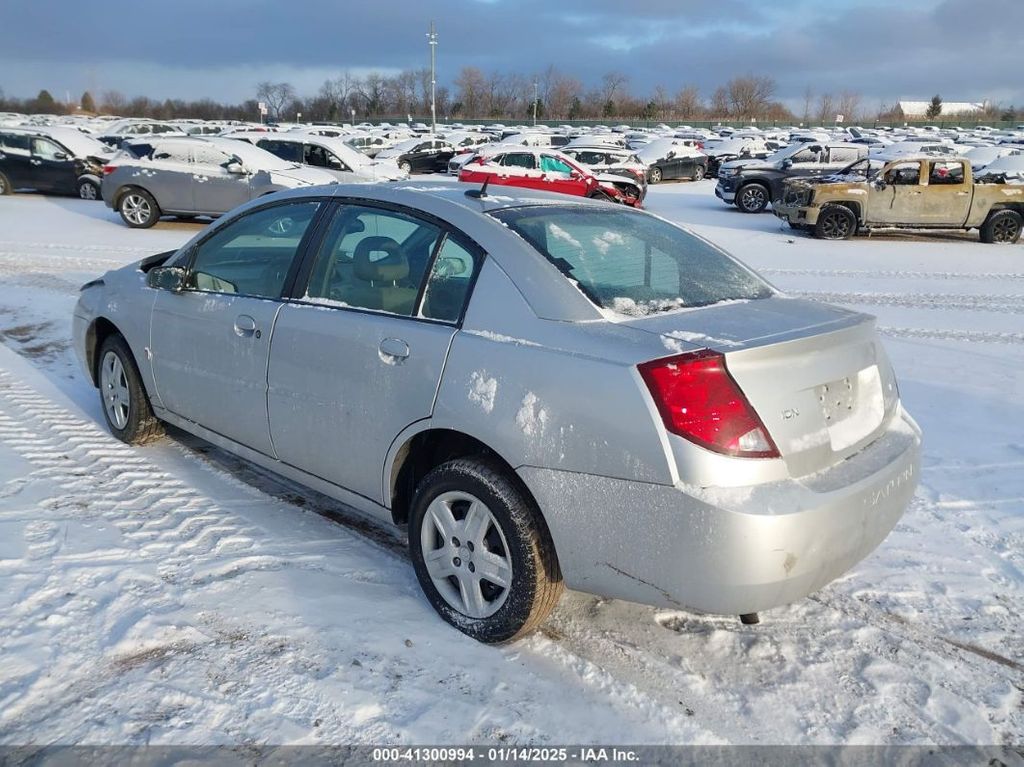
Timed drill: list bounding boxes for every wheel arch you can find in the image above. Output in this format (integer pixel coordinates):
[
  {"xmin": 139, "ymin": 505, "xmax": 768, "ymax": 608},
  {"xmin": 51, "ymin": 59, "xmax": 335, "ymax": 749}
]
[
  {"xmin": 85, "ymin": 316, "xmax": 136, "ymax": 387},
  {"xmin": 386, "ymin": 426, "xmax": 544, "ymax": 529}
]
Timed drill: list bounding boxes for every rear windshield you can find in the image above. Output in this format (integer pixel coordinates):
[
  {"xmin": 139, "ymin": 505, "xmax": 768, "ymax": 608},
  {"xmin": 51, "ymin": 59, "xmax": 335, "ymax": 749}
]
[{"xmin": 490, "ymin": 205, "xmax": 772, "ymax": 316}]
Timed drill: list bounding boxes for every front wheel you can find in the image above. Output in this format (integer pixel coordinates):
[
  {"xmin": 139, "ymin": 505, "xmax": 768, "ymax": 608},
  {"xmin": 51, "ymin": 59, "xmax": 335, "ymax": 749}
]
[
  {"xmin": 737, "ymin": 183, "xmax": 770, "ymax": 213},
  {"xmin": 118, "ymin": 188, "xmax": 160, "ymax": 228},
  {"xmin": 409, "ymin": 458, "xmax": 563, "ymax": 643},
  {"xmin": 399, "ymin": 160, "xmax": 412, "ymax": 174},
  {"xmin": 97, "ymin": 334, "xmax": 164, "ymax": 444},
  {"xmin": 691, "ymin": 165, "xmax": 705, "ymax": 181},
  {"xmin": 78, "ymin": 178, "xmax": 100, "ymax": 200},
  {"xmin": 814, "ymin": 204, "xmax": 857, "ymax": 240},
  {"xmin": 0, "ymin": 171, "xmax": 12, "ymax": 195},
  {"xmin": 648, "ymin": 166, "xmax": 663, "ymax": 184},
  {"xmin": 979, "ymin": 209, "xmax": 1023, "ymax": 244}
]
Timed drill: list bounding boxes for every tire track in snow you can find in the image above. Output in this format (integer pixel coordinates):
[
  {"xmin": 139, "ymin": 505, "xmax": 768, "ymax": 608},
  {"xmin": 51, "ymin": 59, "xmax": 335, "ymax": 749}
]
[
  {"xmin": 878, "ymin": 327, "xmax": 1024, "ymax": 344},
  {"xmin": 762, "ymin": 268, "xmax": 1024, "ymax": 282},
  {"xmin": 788, "ymin": 291, "xmax": 1024, "ymax": 314}
]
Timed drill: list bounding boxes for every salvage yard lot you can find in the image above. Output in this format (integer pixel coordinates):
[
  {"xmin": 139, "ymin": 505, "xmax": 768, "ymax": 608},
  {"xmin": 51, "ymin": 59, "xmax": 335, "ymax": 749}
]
[{"xmin": 0, "ymin": 183, "xmax": 1021, "ymax": 745}]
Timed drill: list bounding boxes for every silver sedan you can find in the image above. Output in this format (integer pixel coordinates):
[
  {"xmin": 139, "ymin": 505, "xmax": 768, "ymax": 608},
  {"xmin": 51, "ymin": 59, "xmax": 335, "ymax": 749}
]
[{"xmin": 73, "ymin": 182, "xmax": 921, "ymax": 642}]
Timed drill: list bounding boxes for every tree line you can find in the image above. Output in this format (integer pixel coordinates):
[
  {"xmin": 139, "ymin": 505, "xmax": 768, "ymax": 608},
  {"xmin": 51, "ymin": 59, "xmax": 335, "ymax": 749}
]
[{"xmin": 1, "ymin": 70, "xmax": 1018, "ymax": 124}]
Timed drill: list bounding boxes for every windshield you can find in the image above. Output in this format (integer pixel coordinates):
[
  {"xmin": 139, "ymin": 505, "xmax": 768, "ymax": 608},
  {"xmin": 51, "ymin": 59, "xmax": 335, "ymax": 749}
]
[{"xmin": 490, "ymin": 206, "xmax": 772, "ymax": 317}]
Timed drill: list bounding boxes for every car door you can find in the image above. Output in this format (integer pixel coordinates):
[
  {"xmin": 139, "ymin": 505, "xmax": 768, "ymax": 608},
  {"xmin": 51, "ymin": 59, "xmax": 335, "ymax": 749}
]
[
  {"xmin": 539, "ymin": 154, "xmax": 587, "ymax": 197},
  {"xmin": 28, "ymin": 137, "xmax": 77, "ymax": 193},
  {"xmin": 868, "ymin": 160, "xmax": 928, "ymax": 225},
  {"xmin": 920, "ymin": 160, "xmax": 973, "ymax": 225},
  {"xmin": 190, "ymin": 143, "xmax": 250, "ymax": 215},
  {"xmin": 267, "ymin": 202, "xmax": 481, "ymax": 502},
  {"xmin": 149, "ymin": 200, "xmax": 324, "ymax": 455},
  {"xmin": 433, "ymin": 141, "xmax": 455, "ymax": 171},
  {"xmin": 0, "ymin": 133, "xmax": 32, "ymax": 187},
  {"xmin": 493, "ymin": 152, "xmax": 542, "ymax": 189},
  {"xmin": 145, "ymin": 142, "xmax": 195, "ymax": 213}
]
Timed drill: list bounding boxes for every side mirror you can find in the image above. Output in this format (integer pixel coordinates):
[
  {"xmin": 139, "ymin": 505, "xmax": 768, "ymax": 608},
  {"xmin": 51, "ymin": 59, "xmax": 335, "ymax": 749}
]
[
  {"xmin": 781, "ymin": 158, "xmax": 793, "ymax": 169},
  {"xmin": 54, "ymin": 151, "xmax": 69, "ymax": 160},
  {"xmin": 146, "ymin": 265, "xmax": 186, "ymax": 292},
  {"xmin": 569, "ymin": 170, "xmax": 584, "ymax": 180},
  {"xmin": 226, "ymin": 161, "xmax": 245, "ymax": 174},
  {"xmin": 871, "ymin": 178, "xmax": 886, "ymax": 191}
]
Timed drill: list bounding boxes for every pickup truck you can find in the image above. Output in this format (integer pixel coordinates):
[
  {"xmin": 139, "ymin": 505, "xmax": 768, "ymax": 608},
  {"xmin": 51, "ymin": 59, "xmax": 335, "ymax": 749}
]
[
  {"xmin": 773, "ymin": 157, "xmax": 1023, "ymax": 243},
  {"xmin": 716, "ymin": 142, "xmax": 867, "ymax": 213}
]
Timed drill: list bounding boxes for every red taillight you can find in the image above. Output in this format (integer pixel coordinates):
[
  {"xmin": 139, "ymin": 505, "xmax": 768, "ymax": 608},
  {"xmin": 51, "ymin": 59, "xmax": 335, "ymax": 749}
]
[
  {"xmin": 638, "ymin": 350, "xmax": 779, "ymax": 459},
  {"xmin": 102, "ymin": 165, "xmax": 116, "ymax": 175}
]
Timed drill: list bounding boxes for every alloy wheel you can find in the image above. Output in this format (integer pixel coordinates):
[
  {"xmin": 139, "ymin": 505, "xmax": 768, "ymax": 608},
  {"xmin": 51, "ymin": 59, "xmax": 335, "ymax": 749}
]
[
  {"xmin": 122, "ymin": 194, "xmax": 152, "ymax": 226},
  {"xmin": 993, "ymin": 216, "xmax": 1021, "ymax": 243},
  {"xmin": 420, "ymin": 490, "xmax": 513, "ymax": 619},
  {"xmin": 79, "ymin": 182, "xmax": 98, "ymax": 200},
  {"xmin": 100, "ymin": 351, "xmax": 131, "ymax": 430},
  {"xmin": 740, "ymin": 185, "xmax": 767, "ymax": 212},
  {"xmin": 821, "ymin": 211, "xmax": 852, "ymax": 239}
]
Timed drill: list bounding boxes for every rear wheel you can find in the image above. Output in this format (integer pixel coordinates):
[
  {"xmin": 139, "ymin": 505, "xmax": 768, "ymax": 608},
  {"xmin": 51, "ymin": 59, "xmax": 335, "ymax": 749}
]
[
  {"xmin": 737, "ymin": 183, "xmax": 770, "ymax": 213},
  {"xmin": 78, "ymin": 178, "xmax": 100, "ymax": 200},
  {"xmin": 0, "ymin": 171, "xmax": 12, "ymax": 195},
  {"xmin": 979, "ymin": 209, "xmax": 1023, "ymax": 244},
  {"xmin": 118, "ymin": 188, "xmax": 160, "ymax": 228},
  {"xmin": 691, "ymin": 165, "xmax": 705, "ymax": 181},
  {"xmin": 409, "ymin": 458, "xmax": 563, "ymax": 643},
  {"xmin": 97, "ymin": 334, "xmax": 164, "ymax": 444},
  {"xmin": 814, "ymin": 204, "xmax": 857, "ymax": 240},
  {"xmin": 648, "ymin": 166, "xmax": 663, "ymax": 184}
]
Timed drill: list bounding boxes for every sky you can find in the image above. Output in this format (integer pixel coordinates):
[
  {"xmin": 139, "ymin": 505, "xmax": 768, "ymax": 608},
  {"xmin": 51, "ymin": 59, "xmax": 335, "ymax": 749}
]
[{"xmin": 2, "ymin": 0, "xmax": 1022, "ymax": 111}]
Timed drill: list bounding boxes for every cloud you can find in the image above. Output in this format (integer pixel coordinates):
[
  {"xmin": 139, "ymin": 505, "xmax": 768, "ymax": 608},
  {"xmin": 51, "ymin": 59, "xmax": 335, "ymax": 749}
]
[{"xmin": 1, "ymin": 0, "xmax": 1019, "ymax": 107}]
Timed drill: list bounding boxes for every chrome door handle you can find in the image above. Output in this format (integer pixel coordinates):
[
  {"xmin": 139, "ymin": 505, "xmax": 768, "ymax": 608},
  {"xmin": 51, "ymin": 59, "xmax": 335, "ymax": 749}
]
[
  {"xmin": 909, "ymin": 190, "xmax": 921, "ymax": 195},
  {"xmin": 378, "ymin": 337, "xmax": 410, "ymax": 360},
  {"xmin": 30, "ymin": 159, "xmax": 42, "ymax": 166},
  {"xmin": 193, "ymin": 175, "xmax": 208, "ymax": 182},
  {"xmin": 234, "ymin": 314, "xmax": 258, "ymax": 337},
  {"xmin": 956, "ymin": 191, "xmax": 969, "ymax": 196}
]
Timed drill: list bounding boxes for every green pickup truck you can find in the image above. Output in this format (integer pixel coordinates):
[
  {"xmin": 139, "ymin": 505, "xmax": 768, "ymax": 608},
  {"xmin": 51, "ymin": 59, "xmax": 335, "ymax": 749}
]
[{"xmin": 774, "ymin": 157, "xmax": 1023, "ymax": 244}]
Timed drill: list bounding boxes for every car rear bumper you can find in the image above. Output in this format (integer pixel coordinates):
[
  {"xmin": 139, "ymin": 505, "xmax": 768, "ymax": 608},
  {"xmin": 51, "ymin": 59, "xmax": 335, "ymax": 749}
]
[{"xmin": 519, "ymin": 409, "xmax": 921, "ymax": 615}]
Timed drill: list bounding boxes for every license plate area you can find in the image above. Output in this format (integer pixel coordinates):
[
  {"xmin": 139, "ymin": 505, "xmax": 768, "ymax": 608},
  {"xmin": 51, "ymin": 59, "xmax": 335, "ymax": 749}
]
[{"xmin": 817, "ymin": 366, "xmax": 885, "ymax": 452}]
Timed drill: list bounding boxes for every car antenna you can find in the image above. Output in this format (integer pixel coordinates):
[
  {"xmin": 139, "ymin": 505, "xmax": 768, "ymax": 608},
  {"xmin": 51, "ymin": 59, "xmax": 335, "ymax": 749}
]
[{"xmin": 465, "ymin": 176, "xmax": 490, "ymax": 199}]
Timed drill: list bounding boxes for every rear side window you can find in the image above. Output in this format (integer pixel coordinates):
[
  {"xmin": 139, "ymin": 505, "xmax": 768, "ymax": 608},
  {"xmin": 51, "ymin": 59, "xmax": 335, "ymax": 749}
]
[
  {"xmin": 500, "ymin": 153, "xmax": 536, "ymax": 169},
  {"xmin": 420, "ymin": 237, "xmax": 479, "ymax": 322},
  {"xmin": 490, "ymin": 206, "xmax": 772, "ymax": 317},
  {"xmin": 258, "ymin": 140, "xmax": 302, "ymax": 163},
  {"xmin": 0, "ymin": 133, "xmax": 30, "ymax": 155}
]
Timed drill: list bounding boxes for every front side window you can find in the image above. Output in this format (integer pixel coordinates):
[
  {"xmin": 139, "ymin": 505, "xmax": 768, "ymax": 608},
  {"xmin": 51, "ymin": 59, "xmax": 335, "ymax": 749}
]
[
  {"xmin": 188, "ymin": 201, "xmax": 320, "ymax": 297},
  {"xmin": 540, "ymin": 155, "xmax": 573, "ymax": 175},
  {"xmin": 829, "ymin": 147, "xmax": 861, "ymax": 164},
  {"xmin": 303, "ymin": 205, "xmax": 442, "ymax": 316},
  {"xmin": 304, "ymin": 144, "xmax": 331, "ymax": 167},
  {"xmin": 490, "ymin": 206, "xmax": 772, "ymax": 317},
  {"xmin": 191, "ymin": 145, "xmax": 232, "ymax": 169},
  {"xmin": 886, "ymin": 161, "xmax": 922, "ymax": 186},
  {"xmin": 151, "ymin": 144, "xmax": 192, "ymax": 163},
  {"xmin": 31, "ymin": 138, "xmax": 64, "ymax": 160}
]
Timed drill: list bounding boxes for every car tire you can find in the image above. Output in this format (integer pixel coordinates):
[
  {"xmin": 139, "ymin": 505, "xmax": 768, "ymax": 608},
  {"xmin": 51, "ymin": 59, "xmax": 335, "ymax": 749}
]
[
  {"xmin": 737, "ymin": 183, "xmax": 770, "ymax": 213},
  {"xmin": 399, "ymin": 160, "xmax": 412, "ymax": 174},
  {"xmin": 691, "ymin": 165, "xmax": 705, "ymax": 181},
  {"xmin": 648, "ymin": 166, "xmax": 663, "ymax": 184},
  {"xmin": 0, "ymin": 171, "xmax": 12, "ymax": 195},
  {"xmin": 118, "ymin": 188, "xmax": 161, "ymax": 228},
  {"xmin": 408, "ymin": 457, "xmax": 563, "ymax": 643},
  {"xmin": 814, "ymin": 204, "xmax": 857, "ymax": 240},
  {"xmin": 979, "ymin": 209, "xmax": 1023, "ymax": 244},
  {"xmin": 96, "ymin": 334, "xmax": 164, "ymax": 445},
  {"xmin": 78, "ymin": 178, "xmax": 100, "ymax": 201}
]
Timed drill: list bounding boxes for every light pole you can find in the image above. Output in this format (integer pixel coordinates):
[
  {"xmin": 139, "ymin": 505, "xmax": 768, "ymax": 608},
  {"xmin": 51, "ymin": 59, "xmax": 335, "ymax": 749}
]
[
  {"xmin": 533, "ymin": 80, "xmax": 539, "ymax": 126},
  {"xmin": 427, "ymin": 21, "xmax": 438, "ymax": 134}
]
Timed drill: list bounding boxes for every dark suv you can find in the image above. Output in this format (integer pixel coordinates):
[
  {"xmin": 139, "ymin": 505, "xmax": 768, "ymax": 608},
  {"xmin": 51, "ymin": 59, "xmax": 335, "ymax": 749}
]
[
  {"xmin": 715, "ymin": 142, "xmax": 867, "ymax": 213},
  {"xmin": 0, "ymin": 127, "xmax": 112, "ymax": 199}
]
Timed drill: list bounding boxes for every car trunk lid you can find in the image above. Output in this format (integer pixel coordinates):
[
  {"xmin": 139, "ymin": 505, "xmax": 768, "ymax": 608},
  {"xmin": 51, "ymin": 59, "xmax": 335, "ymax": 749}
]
[{"xmin": 623, "ymin": 296, "xmax": 899, "ymax": 477}]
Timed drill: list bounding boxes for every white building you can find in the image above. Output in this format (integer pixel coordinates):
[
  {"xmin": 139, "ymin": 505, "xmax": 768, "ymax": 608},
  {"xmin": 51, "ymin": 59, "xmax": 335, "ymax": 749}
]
[{"xmin": 898, "ymin": 100, "xmax": 987, "ymax": 118}]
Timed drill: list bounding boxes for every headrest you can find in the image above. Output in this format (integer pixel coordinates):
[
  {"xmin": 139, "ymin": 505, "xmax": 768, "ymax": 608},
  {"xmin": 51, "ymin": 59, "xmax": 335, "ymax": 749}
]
[{"xmin": 354, "ymin": 236, "xmax": 408, "ymax": 282}]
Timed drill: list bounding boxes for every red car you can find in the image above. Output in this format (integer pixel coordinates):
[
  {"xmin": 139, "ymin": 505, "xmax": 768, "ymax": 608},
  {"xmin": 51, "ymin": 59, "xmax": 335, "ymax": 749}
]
[{"xmin": 459, "ymin": 148, "xmax": 643, "ymax": 207}]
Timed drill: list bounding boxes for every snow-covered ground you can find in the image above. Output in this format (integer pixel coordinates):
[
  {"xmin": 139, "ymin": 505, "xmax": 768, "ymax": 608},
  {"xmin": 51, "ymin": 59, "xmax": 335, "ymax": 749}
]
[{"xmin": 0, "ymin": 186, "xmax": 1021, "ymax": 746}]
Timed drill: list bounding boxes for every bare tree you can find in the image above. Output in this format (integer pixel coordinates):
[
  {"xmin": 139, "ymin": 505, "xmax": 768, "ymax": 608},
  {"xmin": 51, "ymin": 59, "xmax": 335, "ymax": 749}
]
[
  {"xmin": 801, "ymin": 86, "xmax": 814, "ymax": 124},
  {"xmin": 101, "ymin": 90, "xmax": 127, "ymax": 113},
  {"xmin": 255, "ymin": 81, "xmax": 295, "ymax": 120},
  {"xmin": 837, "ymin": 91, "xmax": 861, "ymax": 123},
  {"xmin": 725, "ymin": 75, "xmax": 776, "ymax": 119},
  {"xmin": 816, "ymin": 92, "xmax": 835, "ymax": 125},
  {"xmin": 674, "ymin": 85, "xmax": 702, "ymax": 119},
  {"xmin": 600, "ymin": 72, "xmax": 629, "ymax": 107},
  {"xmin": 710, "ymin": 86, "xmax": 730, "ymax": 118},
  {"xmin": 454, "ymin": 66, "xmax": 487, "ymax": 118}
]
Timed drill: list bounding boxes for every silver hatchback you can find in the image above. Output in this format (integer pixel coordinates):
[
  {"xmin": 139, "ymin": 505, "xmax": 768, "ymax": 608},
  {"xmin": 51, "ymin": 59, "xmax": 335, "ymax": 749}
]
[{"xmin": 73, "ymin": 183, "xmax": 920, "ymax": 642}]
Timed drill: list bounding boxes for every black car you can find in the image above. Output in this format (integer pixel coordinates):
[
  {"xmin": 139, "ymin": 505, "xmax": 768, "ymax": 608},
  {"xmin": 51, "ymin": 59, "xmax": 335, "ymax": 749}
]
[
  {"xmin": 634, "ymin": 139, "xmax": 709, "ymax": 184},
  {"xmin": 715, "ymin": 142, "xmax": 867, "ymax": 213},
  {"xmin": 561, "ymin": 146, "xmax": 649, "ymax": 191},
  {"xmin": 0, "ymin": 127, "xmax": 112, "ymax": 199},
  {"xmin": 374, "ymin": 138, "xmax": 454, "ymax": 174}
]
